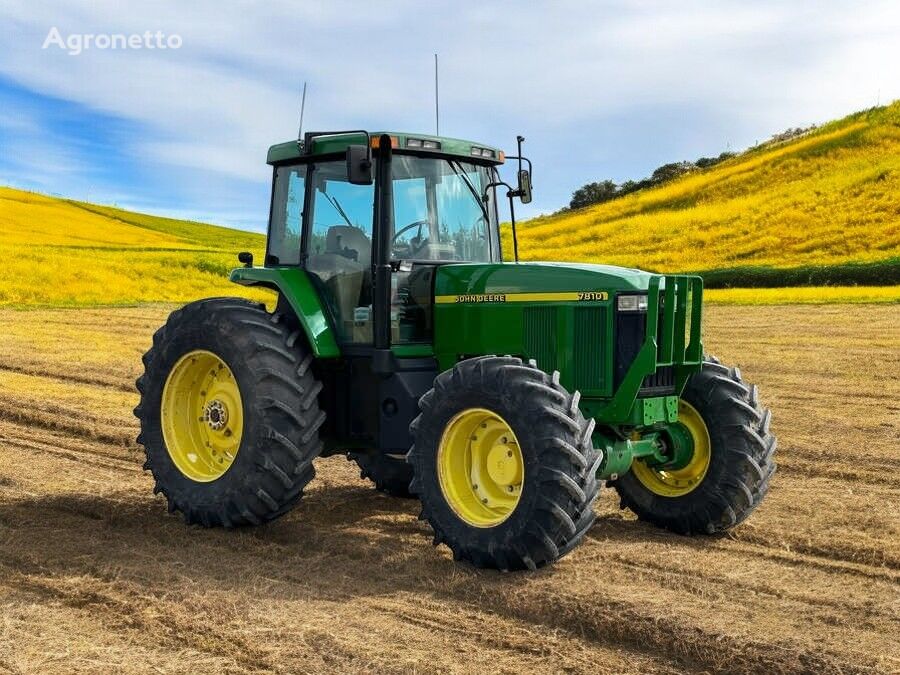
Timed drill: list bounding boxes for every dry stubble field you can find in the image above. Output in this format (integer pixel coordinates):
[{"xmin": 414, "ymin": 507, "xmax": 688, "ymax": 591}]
[{"xmin": 0, "ymin": 304, "xmax": 897, "ymax": 674}]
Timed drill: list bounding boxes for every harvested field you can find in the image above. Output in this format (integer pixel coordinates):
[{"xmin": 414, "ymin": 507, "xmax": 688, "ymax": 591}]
[{"xmin": 0, "ymin": 304, "xmax": 897, "ymax": 674}]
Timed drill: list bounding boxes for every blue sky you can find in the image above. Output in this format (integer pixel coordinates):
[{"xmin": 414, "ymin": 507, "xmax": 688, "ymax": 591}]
[{"xmin": 1, "ymin": 1, "xmax": 899, "ymax": 232}]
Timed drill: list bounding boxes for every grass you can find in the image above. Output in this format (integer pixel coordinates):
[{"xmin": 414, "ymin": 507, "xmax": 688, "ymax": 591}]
[
  {"xmin": 695, "ymin": 258, "xmax": 900, "ymax": 288},
  {"xmin": 0, "ymin": 187, "xmax": 271, "ymax": 307},
  {"xmin": 506, "ymin": 101, "xmax": 900, "ymax": 295}
]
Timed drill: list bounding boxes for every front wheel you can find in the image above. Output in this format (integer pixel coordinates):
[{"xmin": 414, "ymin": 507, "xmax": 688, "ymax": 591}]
[
  {"xmin": 407, "ymin": 357, "xmax": 601, "ymax": 571},
  {"xmin": 613, "ymin": 357, "xmax": 777, "ymax": 534}
]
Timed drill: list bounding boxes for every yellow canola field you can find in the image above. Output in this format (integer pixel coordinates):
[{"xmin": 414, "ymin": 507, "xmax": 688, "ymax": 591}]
[
  {"xmin": 706, "ymin": 286, "xmax": 899, "ymax": 304},
  {"xmin": 0, "ymin": 187, "xmax": 269, "ymax": 307}
]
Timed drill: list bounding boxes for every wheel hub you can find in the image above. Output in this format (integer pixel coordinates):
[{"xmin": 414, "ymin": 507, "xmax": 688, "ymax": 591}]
[
  {"xmin": 161, "ymin": 350, "xmax": 243, "ymax": 482},
  {"xmin": 203, "ymin": 399, "xmax": 228, "ymax": 430},
  {"xmin": 630, "ymin": 399, "xmax": 711, "ymax": 497},
  {"xmin": 486, "ymin": 441, "xmax": 519, "ymax": 486},
  {"xmin": 437, "ymin": 408, "xmax": 524, "ymax": 528}
]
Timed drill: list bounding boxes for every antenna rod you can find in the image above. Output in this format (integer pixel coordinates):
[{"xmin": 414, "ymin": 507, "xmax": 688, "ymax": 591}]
[
  {"xmin": 297, "ymin": 81, "xmax": 308, "ymax": 140},
  {"xmin": 434, "ymin": 54, "xmax": 439, "ymax": 135}
]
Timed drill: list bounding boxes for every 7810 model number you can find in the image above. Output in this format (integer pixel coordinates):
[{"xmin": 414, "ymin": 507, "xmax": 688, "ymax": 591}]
[{"xmin": 577, "ymin": 292, "xmax": 608, "ymax": 301}]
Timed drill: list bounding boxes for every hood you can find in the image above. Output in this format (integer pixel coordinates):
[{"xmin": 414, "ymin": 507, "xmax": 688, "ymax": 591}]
[{"xmin": 434, "ymin": 261, "xmax": 657, "ymax": 298}]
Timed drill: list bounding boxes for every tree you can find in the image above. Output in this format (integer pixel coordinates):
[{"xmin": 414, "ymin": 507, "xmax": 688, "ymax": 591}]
[
  {"xmin": 650, "ymin": 161, "xmax": 696, "ymax": 184},
  {"xmin": 569, "ymin": 180, "xmax": 618, "ymax": 209}
]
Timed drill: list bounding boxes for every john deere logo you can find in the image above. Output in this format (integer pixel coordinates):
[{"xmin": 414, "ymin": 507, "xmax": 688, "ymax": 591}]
[{"xmin": 456, "ymin": 294, "xmax": 507, "ymax": 303}]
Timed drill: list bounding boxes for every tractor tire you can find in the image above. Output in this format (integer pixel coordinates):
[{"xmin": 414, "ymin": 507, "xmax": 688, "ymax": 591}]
[
  {"xmin": 612, "ymin": 356, "xmax": 776, "ymax": 535},
  {"xmin": 407, "ymin": 356, "xmax": 601, "ymax": 571},
  {"xmin": 348, "ymin": 452, "xmax": 415, "ymax": 498},
  {"xmin": 134, "ymin": 297, "xmax": 325, "ymax": 527}
]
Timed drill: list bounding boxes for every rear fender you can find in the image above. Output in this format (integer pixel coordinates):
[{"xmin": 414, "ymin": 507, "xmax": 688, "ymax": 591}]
[{"xmin": 230, "ymin": 267, "xmax": 340, "ymax": 358}]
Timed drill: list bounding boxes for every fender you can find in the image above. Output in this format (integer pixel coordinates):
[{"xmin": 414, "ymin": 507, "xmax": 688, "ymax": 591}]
[{"xmin": 230, "ymin": 266, "xmax": 341, "ymax": 358}]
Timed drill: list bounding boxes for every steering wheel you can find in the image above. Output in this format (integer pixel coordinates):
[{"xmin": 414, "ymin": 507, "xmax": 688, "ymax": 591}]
[{"xmin": 391, "ymin": 219, "xmax": 431, "ymax": 256}]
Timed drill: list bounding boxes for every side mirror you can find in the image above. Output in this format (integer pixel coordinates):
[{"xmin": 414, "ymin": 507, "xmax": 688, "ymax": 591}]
[
  {"xmin": 237, "ymin": 251, "xmax": 253, "ymax": 267},
  {"xmin": 517, "ymin": 169, "xmax": 532, "ymax": 204},
  {"xmin": 346, "ymin": 145, "xmax": 373, "ymax": 185}
]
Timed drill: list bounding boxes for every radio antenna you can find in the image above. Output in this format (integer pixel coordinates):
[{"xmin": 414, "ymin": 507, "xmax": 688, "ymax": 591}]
[
  {"xmin": 434, "ymin": 54, "xmax": 439, "ymax": 135},
  {"xmin": 297, "ymin": 81, "xmax": 308, "ymax": 140}
]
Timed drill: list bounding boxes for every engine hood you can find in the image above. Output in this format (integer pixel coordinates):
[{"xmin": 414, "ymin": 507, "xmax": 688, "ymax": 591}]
[{"xmin": 434, "ymin": 261, "xmax": 657, "ymax": 299}]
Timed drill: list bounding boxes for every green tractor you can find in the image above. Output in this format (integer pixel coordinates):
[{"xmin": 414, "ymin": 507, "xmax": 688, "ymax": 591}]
[{"xmin": 135, "ymin": 131, "xmax": 776, "ymax": 570}]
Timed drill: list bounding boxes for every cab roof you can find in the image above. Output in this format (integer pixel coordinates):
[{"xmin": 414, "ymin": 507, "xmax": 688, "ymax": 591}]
[{"xmin": 266, "ymin": 131, "xmax": 505, "ymax": 165}]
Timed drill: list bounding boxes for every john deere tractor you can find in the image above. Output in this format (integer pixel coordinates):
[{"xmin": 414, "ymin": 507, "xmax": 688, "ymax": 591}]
[{"xmin": 135, "ymin": 131, "xmax": 776, "ymax": 570}]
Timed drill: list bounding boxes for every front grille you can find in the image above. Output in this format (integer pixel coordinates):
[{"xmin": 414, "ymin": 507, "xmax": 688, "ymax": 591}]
[
  {"xmin": 573, "ymin": 306, "xmax": 606, "ymax": 392},
  {"xmin": 614, "ymin": 312, "xmax": 643, "ymax": 387},
  {"xmin": 614, "ymin": 309, "xmax": 676, "ymax": 397},
  {"xmin": 640, "ymin": 366, "xmax": 675, "ymax": 395},
  {"xmin": 523, "ymin": 306, "xmax": 557, "ymax": 372}
]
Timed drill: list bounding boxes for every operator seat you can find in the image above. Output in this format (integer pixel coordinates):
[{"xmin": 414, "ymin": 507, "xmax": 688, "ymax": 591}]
[
  {"xmin": 306, "ymin": 225, "xmax": 373, "ymax": 339},
  {"xmin": 325, "ymin": 225, "xmax": 371, "ymax": 266}
]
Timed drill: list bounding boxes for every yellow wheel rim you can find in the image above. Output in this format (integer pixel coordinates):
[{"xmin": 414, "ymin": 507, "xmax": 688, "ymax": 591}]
[
  {"xmin": 161, "ymin": 350, "xmax": 243, "ymax": 482},
  {"xmin": 631, "ymin": 400, "xmax": 711, "ymax": 497},
  {"xmin": 437, "ymin": 408, "xmax": 524, "ymax": 528}
]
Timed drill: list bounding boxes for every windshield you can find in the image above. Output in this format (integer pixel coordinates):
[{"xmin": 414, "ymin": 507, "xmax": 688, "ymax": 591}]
[{"xmin": 391, "ymin": 155, "xmax": 498, "ymax": 262}]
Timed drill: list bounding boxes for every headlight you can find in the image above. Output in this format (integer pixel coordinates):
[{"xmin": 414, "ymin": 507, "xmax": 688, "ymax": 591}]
[
  {"xmin": 470, "ymin": 146, "xmax": 496, "ymax": 158},
  {"xmin": 617, "ymin": 294, "xmax": 648, "ymax": 312}
]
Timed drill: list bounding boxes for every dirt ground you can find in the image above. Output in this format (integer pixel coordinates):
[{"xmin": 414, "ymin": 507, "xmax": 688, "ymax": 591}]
[{"xmin": 0, "ymin": 304, "xmax": 897, "ymax": 674}]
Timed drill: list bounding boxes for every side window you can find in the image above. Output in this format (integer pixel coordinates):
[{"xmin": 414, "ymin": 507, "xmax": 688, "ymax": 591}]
[
  {"xmin": 267, "ymin": 165, "xmax": 306, "ymax": 266},
  {"xmin": 306, "ymin": 161, "xmax": 376, "ymax": 343}
]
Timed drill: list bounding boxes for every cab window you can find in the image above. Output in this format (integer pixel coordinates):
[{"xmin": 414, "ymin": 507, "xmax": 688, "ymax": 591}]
[
  {"xmin": 305, "ymin": 160, "xmax": 376, "ymax": 343},
  {"xmin": 267, "ymin": 165, "xmax": 306, "ymax": 266}
]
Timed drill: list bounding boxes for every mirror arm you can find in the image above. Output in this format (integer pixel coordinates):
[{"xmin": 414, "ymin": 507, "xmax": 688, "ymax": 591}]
[
  {"xmin": 516, "ymin": 135, "xmax": 525, "ymax": 174},
  {"xmin": 483, "ymin": 179, "xmax": 520, "ymax": 263},
  {"xmin": 504, "ymin": 154, "xmax": 533, "ymax": 180}
]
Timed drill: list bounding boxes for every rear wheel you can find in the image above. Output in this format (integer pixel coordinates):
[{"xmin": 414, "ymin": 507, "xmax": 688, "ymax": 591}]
[
  {"xmin": 613, "ymin": 357, "xmax": 776, "ymax": 534},
  {"xmin": 135, "ymin": 298, "xmax": 325, "ymax": 527},
  {"xmin": 349, "ymin": 451, "xmax": 415, "ymax": 498},
  {"xmin": 408, "ymin": 356, "xmax": 601, "ymax": 570}
]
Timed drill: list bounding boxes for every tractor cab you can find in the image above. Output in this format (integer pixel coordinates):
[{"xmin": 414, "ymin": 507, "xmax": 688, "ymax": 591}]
[{"xmin": 262, "ymin": 131, "xmax": 509, "ymax": 347}]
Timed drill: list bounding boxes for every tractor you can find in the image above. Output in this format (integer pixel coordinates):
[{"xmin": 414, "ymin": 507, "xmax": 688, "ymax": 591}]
[{"xmin": 135, "ymin": 130, "xmax": 776, "ymax": 570}]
